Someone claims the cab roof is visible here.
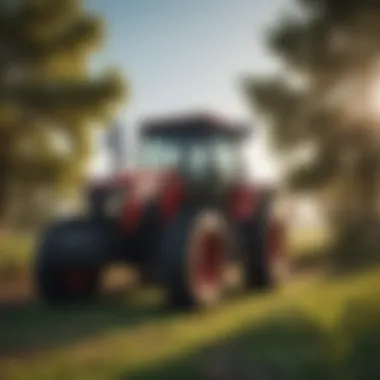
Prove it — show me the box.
[140,111,251,140]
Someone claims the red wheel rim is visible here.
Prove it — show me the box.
[194,232,224,297]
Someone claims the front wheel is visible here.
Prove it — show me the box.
[160,210,230,309]
[35,219,111,303]
[37,260,101,302]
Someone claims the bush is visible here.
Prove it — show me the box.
[0,232,34,281]
[331,219,380,272]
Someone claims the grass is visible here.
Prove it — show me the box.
[1,267,380,379]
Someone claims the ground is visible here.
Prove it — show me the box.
[1,228,380,379]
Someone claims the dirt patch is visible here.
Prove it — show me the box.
[0,275,34,305]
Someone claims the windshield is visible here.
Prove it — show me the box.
[138,135,242,180]
[138,136,182,169]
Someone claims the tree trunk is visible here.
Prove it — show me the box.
[0,130,12,228]
[358,155,378,222]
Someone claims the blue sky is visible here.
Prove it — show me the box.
[85,0,291,180]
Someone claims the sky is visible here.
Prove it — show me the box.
[85,0,291,181]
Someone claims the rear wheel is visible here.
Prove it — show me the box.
[160,210,229,309]
[245,216,288,290]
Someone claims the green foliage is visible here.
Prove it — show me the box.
[246,0,380,229]
[0,0,126,227]
[0,233,34,280]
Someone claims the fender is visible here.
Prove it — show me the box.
[159,176,187,222]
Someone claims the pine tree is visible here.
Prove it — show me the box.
[0,0,125,227]
[246,0,380,226]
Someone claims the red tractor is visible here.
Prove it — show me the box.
[35,113,287,308]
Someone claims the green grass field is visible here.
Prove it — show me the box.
[1,267,380,379]
[1,228,380,379]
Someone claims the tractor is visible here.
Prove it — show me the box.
[35,112,287,308]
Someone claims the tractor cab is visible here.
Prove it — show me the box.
[138,113,251,202]
[88,113,253,218]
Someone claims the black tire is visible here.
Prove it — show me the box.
[160,209,229,309]
[35,218,112,303]
[37,259,100,302]
[244,211,288,290]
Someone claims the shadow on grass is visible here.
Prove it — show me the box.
[123,299,380,380]
[0,288,172,357]
[123,311,337,380]
[340,299,380,380]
